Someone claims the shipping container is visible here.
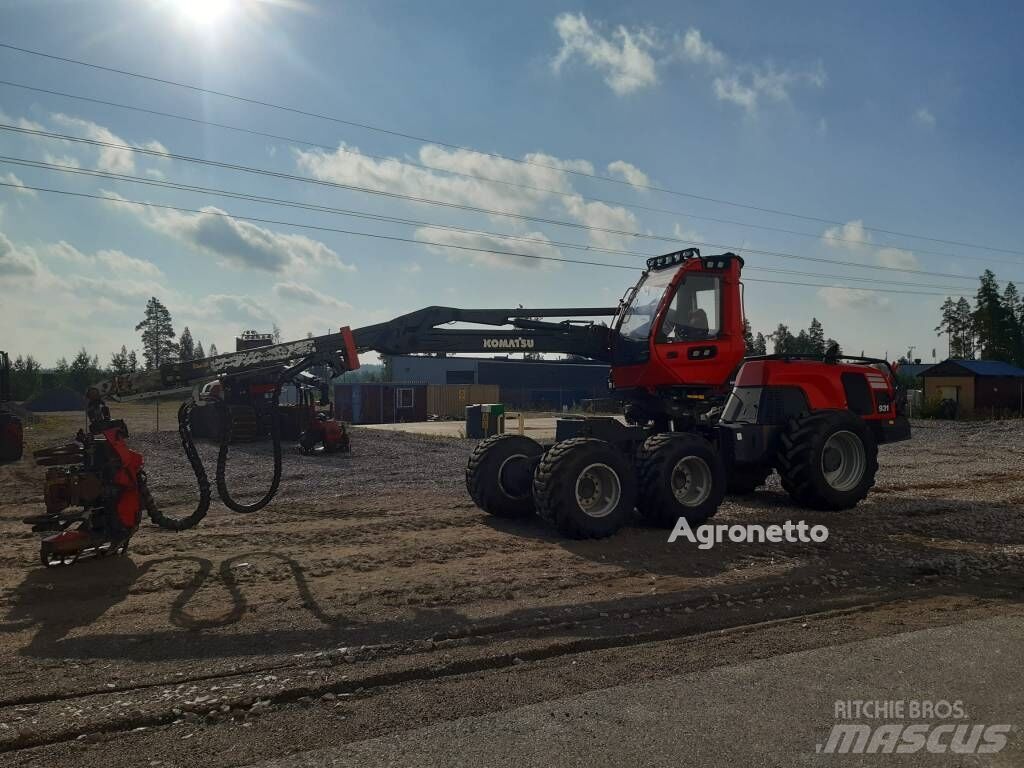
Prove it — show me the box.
[334,383,428,424]
[427,384,501,419]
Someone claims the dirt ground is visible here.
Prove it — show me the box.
[1,407,1022,767]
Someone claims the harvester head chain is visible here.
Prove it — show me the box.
[40,530,130,567]
[139,401,211,531]
[32,444,85,466]
[22,512,85,533]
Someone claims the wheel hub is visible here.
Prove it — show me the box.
[821,430,866,492]
[575,463,621,518]
[497,454,533,499]
[670,456,712,507]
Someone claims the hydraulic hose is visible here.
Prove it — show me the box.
[142,400,212,531]
[214,373,284,514]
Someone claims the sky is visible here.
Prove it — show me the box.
[0,0,1022,366]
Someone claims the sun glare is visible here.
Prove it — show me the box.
[176,0,235,28]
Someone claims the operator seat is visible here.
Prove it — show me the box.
[688,308,709,337]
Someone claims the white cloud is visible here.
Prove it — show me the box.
[0,231,39,276]
[46,240,92,265]
[677,28,726,68]
[915,107,936,128]
[43,240,164,277]
[551,12,658,95]
[274,281,352,310]
[96,249,165,278]
[51,113,137,173]
[548,16,827,113]
[562,194,641,250]
[822,220,870,250]
[817,286,890,310]
[414,226,561,269]
[295,141,635,251]
[44,153,81,169]
[0,172,36,197]
[875,247,918,270]
[103,191,352,273]
[607,160,650,188]
[713,76,758,113]
[197,294,278,326]
[821,220,919,269]
[295,142,588,217]
[402,262,423,274]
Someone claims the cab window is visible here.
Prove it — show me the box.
[657,274,721,342]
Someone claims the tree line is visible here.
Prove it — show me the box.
[743,317,841,357]
[7,296,220,400]
[936,270,1024,364]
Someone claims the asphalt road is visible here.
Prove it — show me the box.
[256,614,1024,768]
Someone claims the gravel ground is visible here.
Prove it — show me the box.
[0,418,1022,767]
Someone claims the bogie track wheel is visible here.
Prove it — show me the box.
[637,433,725,527]
[465,434,544,518]
[777,410,878,510]
[533,438,636,539]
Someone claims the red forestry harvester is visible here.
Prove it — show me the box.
[23,248,909,564]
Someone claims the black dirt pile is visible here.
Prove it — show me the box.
[24,386,87,412]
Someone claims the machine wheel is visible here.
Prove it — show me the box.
[727,464,772,495]
[0,412,23,463]
[637,433,725,527]
[466,434,544,519]
[777,410,878,510]
[533,438,636,539]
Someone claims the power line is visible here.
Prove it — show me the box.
[2,78,1011,266]
[0,179,960,298]
[0,40,1020,258]
[0,154,988,293]
[0,123,993,284]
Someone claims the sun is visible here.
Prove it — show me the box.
[175,0,236,28]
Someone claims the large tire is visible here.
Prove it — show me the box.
[0,412,23,463]
[637,433,725,527]
[727,464,772,495]
[466,434,543,519]
[777,410,878,510]
[533,438,636,539]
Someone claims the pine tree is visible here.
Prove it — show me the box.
[135,297,178,369]
[11,355,41,399]
[808,318,826,355]
[795,329,811,354]
[973,271,1008,360]
[826,338,842,356]
[69,348,100,392]
[208,342,219,357]
[771,323,794,354]
[110,345,131,376]
[935,297,957,358]
[752,332,767,356]
[954,297,974,358]
[179,326,195,361]
[742,318,755,354]
[1002,282,1022,365]
[127,349,139,372]
[194,340,205,360]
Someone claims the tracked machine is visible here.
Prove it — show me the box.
[22,248,910,564]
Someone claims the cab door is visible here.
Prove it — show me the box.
[651,272,726,387]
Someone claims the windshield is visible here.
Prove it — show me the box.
[659,273,721,341]
[618,269,675,341]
